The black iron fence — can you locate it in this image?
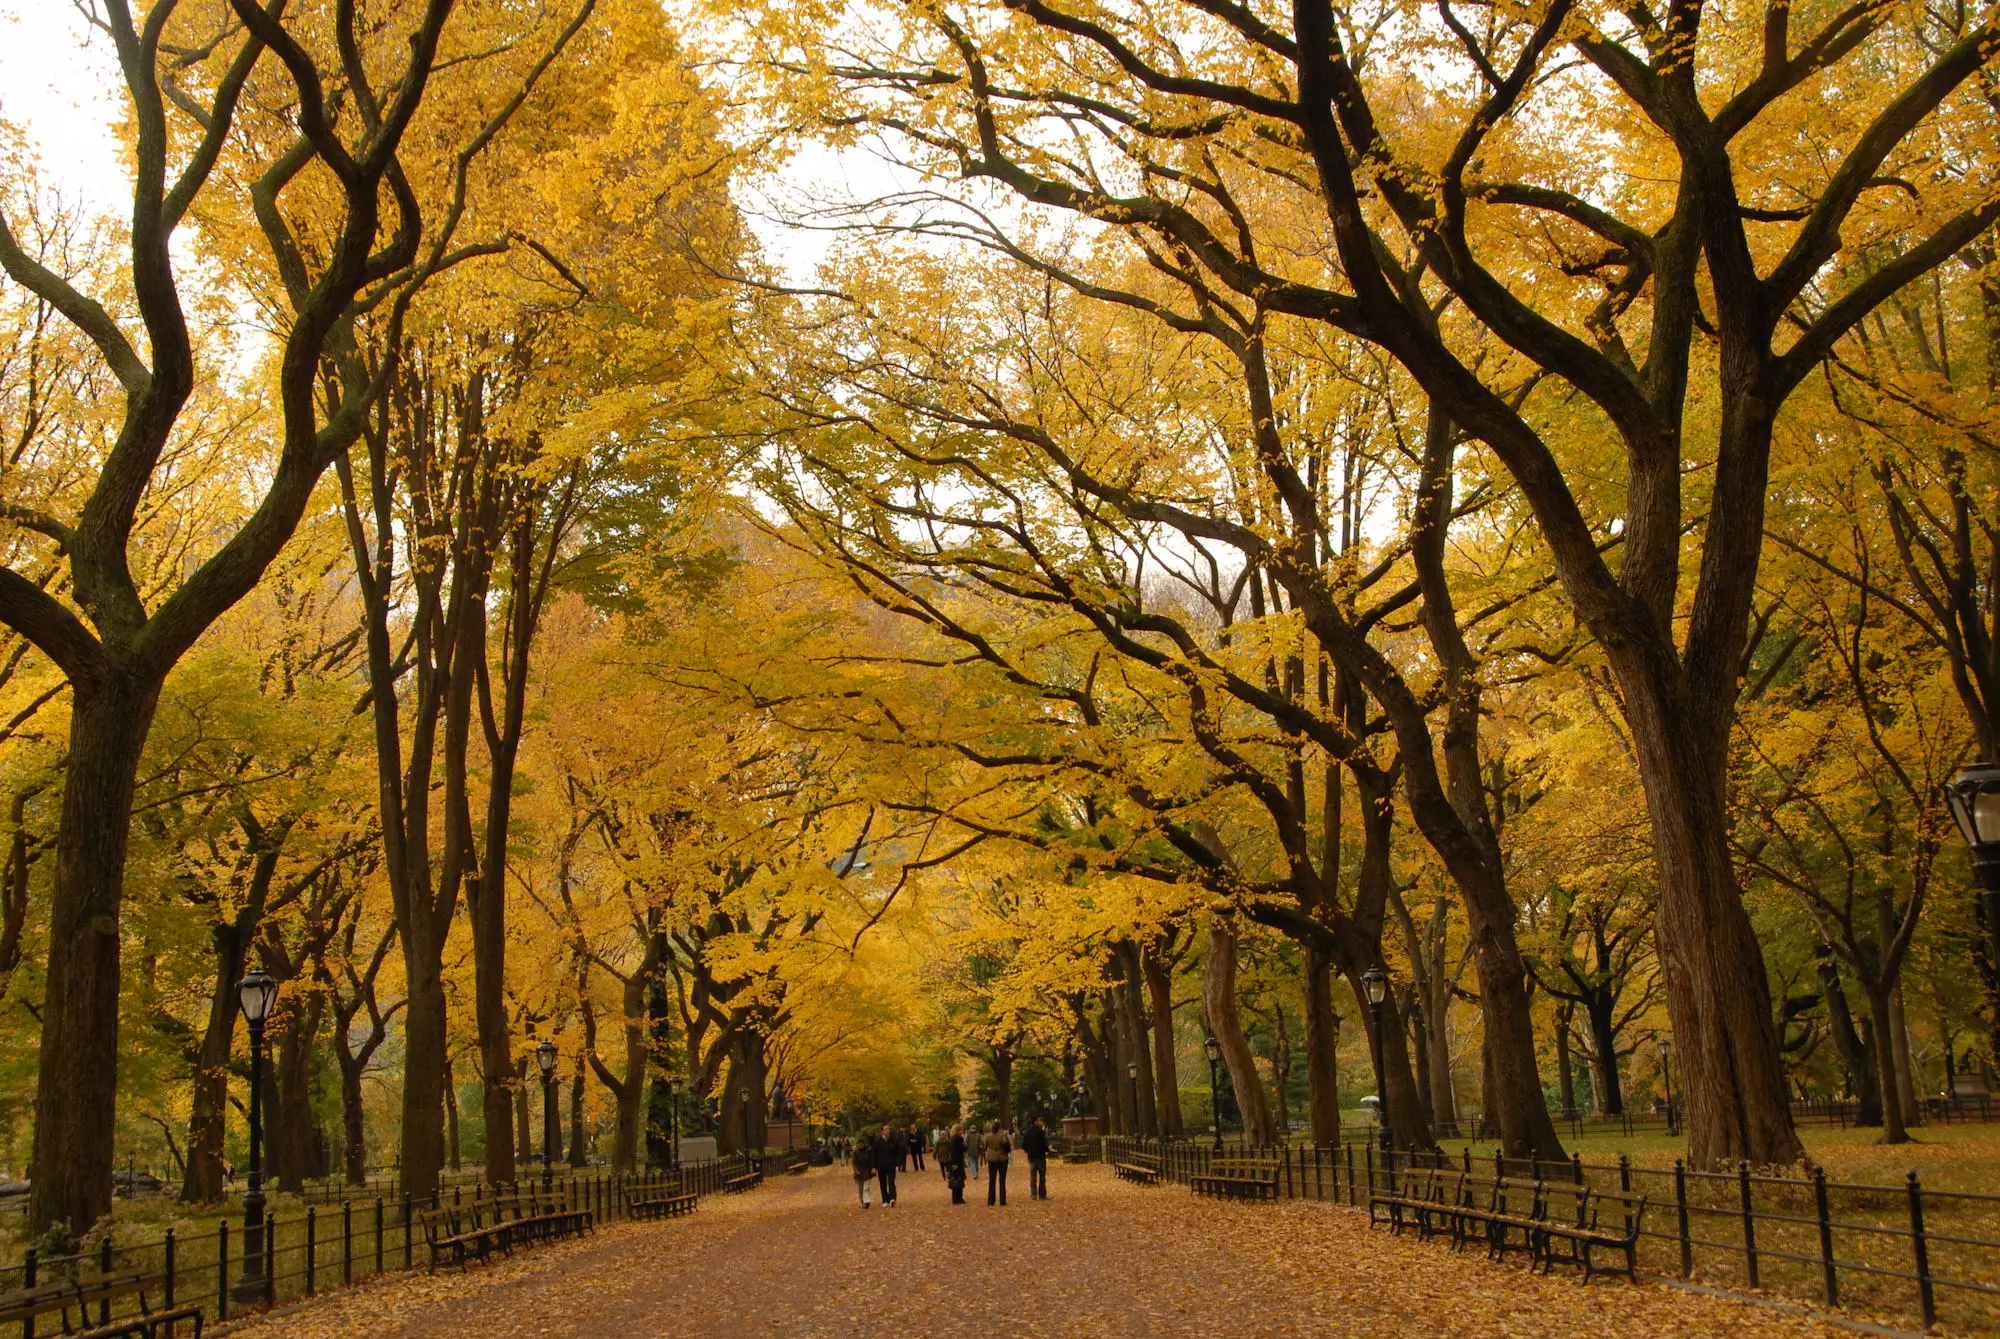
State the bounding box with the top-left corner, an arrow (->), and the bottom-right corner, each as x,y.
0,1153 -> 756,1336
1107,1137 -> 2000,1334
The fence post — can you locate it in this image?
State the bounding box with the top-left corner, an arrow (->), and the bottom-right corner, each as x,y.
1907,1171 -> 1936,1329
1574,1153 -> 1584,1185
163,1228 -> 176,1311
1674,1160 -> 1692,1278
1365,1141 -> 1375,1198
22,1245 -> 36,1339
1346,1144 -> 1356,1206
1618,1154 -> 1631,1193
1812,1165 -> 1837,1308
306,1206 -> 317,1297
217,1220 -> 229,1325
374,1198 -> 384,1275
343,1201 -> 353,1286
264,1212 -> 276,1306
402,1194 -> 413,1271
99,1235 -> 113,1325
1738,1162 -> 1759,1289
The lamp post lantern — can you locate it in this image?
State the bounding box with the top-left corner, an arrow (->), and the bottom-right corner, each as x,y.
1362,965 -> 1391,1153
1657,1034 -> 1677,1137
536,1040 -> 558,1191
739,1086 -> 756,1170
1126,1060 -> 1141,1138
1946,763 -> 2000,975
667,1075 -> 683,1173
1203,1035 -> 1224,1151
231,970 -> 278,1305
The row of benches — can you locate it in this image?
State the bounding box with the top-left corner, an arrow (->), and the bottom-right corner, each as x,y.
1109,1150 -> 1644,1284
1368,1169 -> 1647,1283
418,1192 -> 597,1271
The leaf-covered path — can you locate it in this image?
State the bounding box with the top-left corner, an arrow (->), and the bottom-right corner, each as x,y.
231,1164 -> 1859,1338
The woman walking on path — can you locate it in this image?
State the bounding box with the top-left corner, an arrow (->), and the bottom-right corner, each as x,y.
944,1125 -> 968,1205
909,1124 -> 926,1171
982,1125 -> 1011,1206
852,1133 -> 876,1208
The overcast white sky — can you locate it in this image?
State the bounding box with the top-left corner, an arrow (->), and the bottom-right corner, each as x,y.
0,2 -> 917,286
0,3 -> 124,214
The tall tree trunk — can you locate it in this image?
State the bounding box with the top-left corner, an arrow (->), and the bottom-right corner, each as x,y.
1889,986 -> 1920,1129
1866,984 -> 1911,1143
1140,943 -> 1183,1136
1203,921 -> 1276,1144
339,1052 -> 368,1185
1622,673 -> 1807,1166
1555,1002 -> 1577,1117
1586,990 -> 1625,1116
29,675 -> 161,1236
643,971 -> 677,1168
567,1065 -> 588,1167
1818,956 -> 1882,1124
1113,942 -> 1157,1134
183,915 -> 253,1203
273,993 -> 323,1192
1303,947 -> 1342,1144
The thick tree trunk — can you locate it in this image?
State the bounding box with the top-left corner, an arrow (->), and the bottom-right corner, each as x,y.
1303,947 -> 1342,1144
339,1054 -> 368,1185
29,674 -> 161,1237
1350,970 -> 1431,1150
1889,986 -> 1920,1129
1140,944 -> 1183,1136
1866,984 -> 1911,1143
273,994 -> 323,1192
643,972 -> 676,1168
1586,990 -> 1625,1116
1554,1003 -> 1576,1118
1113,942 -> 1158,1134
398,922 -> 450,1196
616,973 -> 649,1171
1203,921 -> 1276,1144
567,1066 -> 588,1167
721,1032 -> 769,1153
1621,665 -> 1806,1167
1819,957 -> 1881,1123
183,921 -> 249,1203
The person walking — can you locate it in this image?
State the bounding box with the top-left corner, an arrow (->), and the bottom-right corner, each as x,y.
982,1124 -> 1011,1206
875,1123 -> 901,1206
944,1124 -> 968,1204
909,1124 -> 926,1171
852,1132 -> 876,1208
1022,1113 -> 1051,1200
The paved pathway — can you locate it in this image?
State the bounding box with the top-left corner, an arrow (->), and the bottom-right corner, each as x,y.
241,1163 -> 1855,1338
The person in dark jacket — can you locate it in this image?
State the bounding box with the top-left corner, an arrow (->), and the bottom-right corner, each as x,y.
943,1124 -> 968,1204
908,1124 -> 926,1171
1022,1114 -> 1051,1199
875,1123 -> 901,1206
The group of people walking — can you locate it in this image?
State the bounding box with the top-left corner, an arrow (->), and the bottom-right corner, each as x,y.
848,1115 -> 1052,1208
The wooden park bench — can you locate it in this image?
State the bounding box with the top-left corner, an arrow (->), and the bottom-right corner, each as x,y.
420,1203 -> 511,1271
1533,1187 -> 1647,1283
626,1188 -> 698,1221
1111,1152 -> 1161,1187
0,1272 -> 203,1338
784,1160 -> 810,1176
1367,1165 -> 1464,1240
723,1169 -> 762,1194
1190,1156 -> 1279,1201
1060,1151 -> 1093,1164
493,1191 -> 594,1246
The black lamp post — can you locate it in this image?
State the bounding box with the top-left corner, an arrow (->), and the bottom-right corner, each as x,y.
232,970 -> 277,1305
1946,763 -> 2000,973
1362,965 -> 1391,1152
536,1039 -> 557,1191
668,1076 -> 683,1173
1203,1034 -> 1224,1151
1126,1060 -> 1141,1138
739,1086 -> 756,1170
1657,1034 -> 1677,1137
